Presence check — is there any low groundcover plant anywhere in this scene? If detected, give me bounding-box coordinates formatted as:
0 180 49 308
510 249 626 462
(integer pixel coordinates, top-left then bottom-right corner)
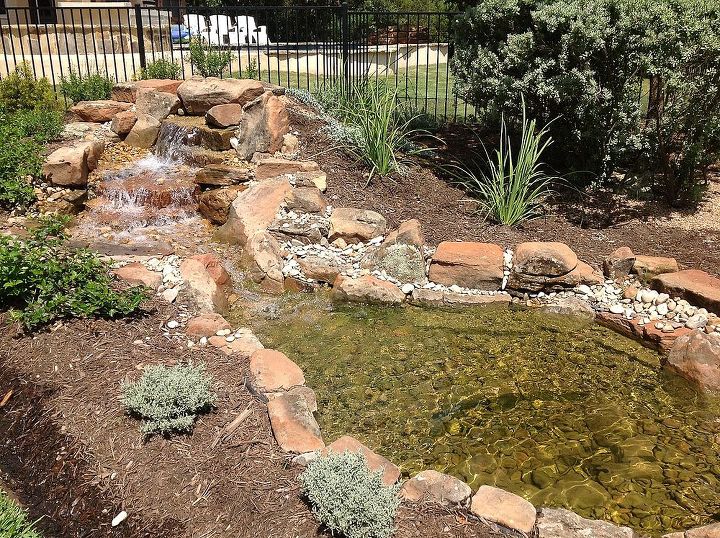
122 363 216 437
299 451 400 538
0 489 42 538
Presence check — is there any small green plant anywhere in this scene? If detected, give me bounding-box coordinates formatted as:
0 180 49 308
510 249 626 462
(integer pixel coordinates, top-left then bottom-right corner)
299 451 400 538
187 38 234 78
0 216 145 330
0 62 58 113
59 70 113 103
135 58 183 81
0 489 42 538
450 102 555 226
242 59 260 80
121 363 216 437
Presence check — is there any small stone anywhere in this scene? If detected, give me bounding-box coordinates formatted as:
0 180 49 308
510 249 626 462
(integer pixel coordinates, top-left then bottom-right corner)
401 283 415 295
166 320 179 329
609 304 624 315
161 287 179 303
111 511 128 527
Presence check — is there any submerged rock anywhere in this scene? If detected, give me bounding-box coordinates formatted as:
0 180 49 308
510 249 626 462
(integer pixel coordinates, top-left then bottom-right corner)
537 508 637 537
665 331 720 392
400 470 471 506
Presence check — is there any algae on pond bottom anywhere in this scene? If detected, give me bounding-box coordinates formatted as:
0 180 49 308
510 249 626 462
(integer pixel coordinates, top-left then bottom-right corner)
253 301 720 536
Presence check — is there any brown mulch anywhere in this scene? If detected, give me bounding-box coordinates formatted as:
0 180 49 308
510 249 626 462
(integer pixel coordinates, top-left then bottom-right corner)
0 303 506 538
293 110 720 276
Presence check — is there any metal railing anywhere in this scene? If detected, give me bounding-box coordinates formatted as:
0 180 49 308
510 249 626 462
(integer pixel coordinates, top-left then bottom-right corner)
0 3 474 121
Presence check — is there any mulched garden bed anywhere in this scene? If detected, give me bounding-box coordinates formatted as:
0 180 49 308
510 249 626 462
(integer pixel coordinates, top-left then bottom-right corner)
0 303 506 538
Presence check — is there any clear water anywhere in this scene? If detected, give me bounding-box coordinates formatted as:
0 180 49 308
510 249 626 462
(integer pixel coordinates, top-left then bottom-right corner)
253 299 720 536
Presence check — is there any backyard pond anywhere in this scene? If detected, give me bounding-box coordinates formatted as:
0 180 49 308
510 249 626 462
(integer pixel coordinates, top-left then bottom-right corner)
250 298 720 536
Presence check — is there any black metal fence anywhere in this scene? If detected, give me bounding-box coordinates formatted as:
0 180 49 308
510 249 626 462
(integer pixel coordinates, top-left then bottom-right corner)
0 3 474 121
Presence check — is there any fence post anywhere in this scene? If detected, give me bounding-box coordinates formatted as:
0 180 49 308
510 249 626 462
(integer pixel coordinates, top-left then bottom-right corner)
340 2 350 93
134 2 147 71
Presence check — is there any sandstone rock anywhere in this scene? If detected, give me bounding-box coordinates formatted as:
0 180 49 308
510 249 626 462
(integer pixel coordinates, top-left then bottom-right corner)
125 113 161 148
400 470 472 506
633 255 679 278
604 246 636 280
199 186 246 225
234 91 290 159
284 187 328 214
179 258 228 313
469 485 536 534
110 81 136 103
328 208 386 244
177 77 265 115
185 313 232 338
513 241 578 277
537 508 636 538
383 219 424 249
110 110 138 136
410 288 512 308
324 436 399 486
267 391 324 453
215 178 292 246
249 349 305 393
298 256 350 284
112 79 182 103
135 87 180 121
652 269 720 314
281 132 299 153
540 297 596 321
428 242 503 290
242 231 285 293
510 251 601 292
254 157 320 181
206 103 244 128
112 262 161 289
684 523 720 538
42 141 104 188
596 311 690 353
226 332 264 356
194 164 251 187
295 170 327 192
665 331 720 392
370 243 426 283
188 253 230 286
70 100 132 122
332 274 405 305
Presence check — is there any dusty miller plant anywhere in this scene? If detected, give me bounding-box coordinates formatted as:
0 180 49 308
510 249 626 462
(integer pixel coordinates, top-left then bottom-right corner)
122 363 216 437
299 451 400 538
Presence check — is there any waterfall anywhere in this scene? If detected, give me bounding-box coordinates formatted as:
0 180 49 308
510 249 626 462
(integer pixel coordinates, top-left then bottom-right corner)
154 120 201 163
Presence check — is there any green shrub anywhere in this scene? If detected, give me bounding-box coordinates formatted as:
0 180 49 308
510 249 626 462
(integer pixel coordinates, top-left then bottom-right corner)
187 38 234 78
59 70 113 103
135 58 183 81
0 489 41 538
121 363 216 437
0 62 58 113
299 451 400 538
242 59 260 80
0 216 145 330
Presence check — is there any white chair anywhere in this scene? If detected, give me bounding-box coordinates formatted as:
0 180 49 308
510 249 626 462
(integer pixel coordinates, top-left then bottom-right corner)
184 14 210 41
208 14 235 46
235 15 271 46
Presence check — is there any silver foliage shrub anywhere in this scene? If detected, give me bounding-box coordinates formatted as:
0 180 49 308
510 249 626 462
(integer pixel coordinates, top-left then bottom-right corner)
299 451 400 538
121 363 216 437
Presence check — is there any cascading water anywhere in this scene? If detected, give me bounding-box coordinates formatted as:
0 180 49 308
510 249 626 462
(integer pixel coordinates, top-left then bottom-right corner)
154 121 202 163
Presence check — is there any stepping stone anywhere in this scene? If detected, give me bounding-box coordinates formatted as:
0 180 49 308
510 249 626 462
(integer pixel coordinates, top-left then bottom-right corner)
400 470 471 505
469 485 536 534
267 392 324 453
249 349 305 393
323 436 399 486
652 269 720 314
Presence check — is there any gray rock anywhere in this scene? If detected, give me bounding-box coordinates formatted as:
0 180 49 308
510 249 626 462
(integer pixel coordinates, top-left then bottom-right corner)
537 508 637 538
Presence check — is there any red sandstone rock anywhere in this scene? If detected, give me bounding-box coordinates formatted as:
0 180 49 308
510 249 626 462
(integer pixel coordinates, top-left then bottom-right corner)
470 485 536 534
323 436 400 486
242 231 285 293
328 208 387 244
177 77 265 115
194 164 251 187
665 331 720 392
199 186 247 225
250 349 305 393
179 258 228 314
651 269 720 315
684 522 720 538
42 141 104 188
267 392 324 453
188 253 231 286
234 91 291 159
332 275 406 305
428 242 504 290
400 470 472 505
410 288 512 308
513 241 578 276
110 110 138 136
112 79 182 103
70 100 132 122
112 262 161 289
298 255 349 284
632 255 679 278
383 219 424 249
125 113 161 148
135 87 180 121
537 508 636 538
206 103 244 128
284 187 328 214
254 157 320 180
185 313 232 338
595 312 689 353
604 246 636 280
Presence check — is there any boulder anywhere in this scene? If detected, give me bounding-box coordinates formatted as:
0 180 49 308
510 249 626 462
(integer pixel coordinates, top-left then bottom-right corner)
371 243 426 283
509 242 601 292
110 110 138 136
298 255 350 284
70 100 132 122
234 91 290 159
651 269 720 314
112 262 161 289
215 178 292 246
124 113 161 148
254 157 320 181
332 274 406 305
135 87 180 121
188 253 230 286
267 391 324 453
241 231 285 293
199 185 247 225
42 141 104 188
177 77 265 115
284 187 328 214
537 508 636 538
469 485 536 534
665 331 720 392
112 79 182 103
226 331 264 356
185 313 232 338
632 255 679 278
400 470 472 506
383 219 424 249
410 288 512 308
179 258 228 314
194 164 251 187
328 208 387 244
323 436 400 486
604 246 636 280
206 103 244 128
249 349 305 393
428 242 503 290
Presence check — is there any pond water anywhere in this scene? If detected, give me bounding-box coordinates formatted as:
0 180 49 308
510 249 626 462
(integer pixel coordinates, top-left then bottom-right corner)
252 299 720 536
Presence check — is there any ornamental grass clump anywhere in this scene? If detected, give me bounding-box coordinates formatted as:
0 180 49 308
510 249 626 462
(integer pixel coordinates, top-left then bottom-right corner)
0 489 41 538
122 363 216 437
299 451 400 538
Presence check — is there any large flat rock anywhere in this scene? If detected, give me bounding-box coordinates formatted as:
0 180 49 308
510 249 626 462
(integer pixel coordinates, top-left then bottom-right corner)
177 77 265 115
470 485 536 534
332 275 406 305
267 392 324 453
652 269 720 314
249 349 305 393
537 508 636 537
428 242 503 290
